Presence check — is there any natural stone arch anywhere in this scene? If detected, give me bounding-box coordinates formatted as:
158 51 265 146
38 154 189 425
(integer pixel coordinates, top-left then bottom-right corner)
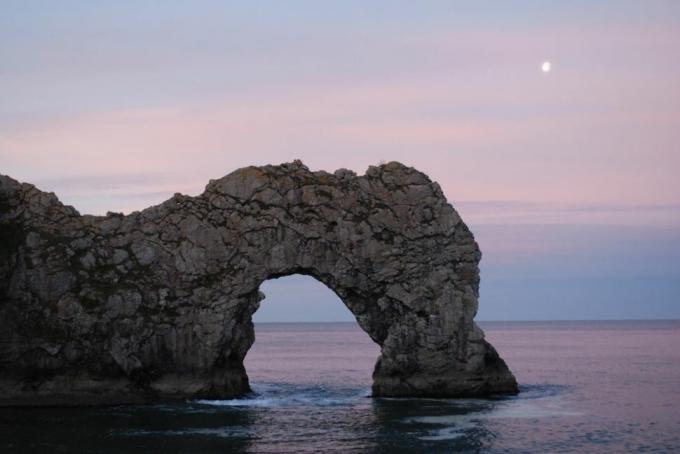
0 161 517 405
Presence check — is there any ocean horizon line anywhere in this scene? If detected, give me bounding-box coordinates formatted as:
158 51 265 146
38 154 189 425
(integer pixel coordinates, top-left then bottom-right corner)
254 318 680 324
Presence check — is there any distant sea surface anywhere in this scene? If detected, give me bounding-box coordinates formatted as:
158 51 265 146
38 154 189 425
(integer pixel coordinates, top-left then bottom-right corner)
2 320 680 453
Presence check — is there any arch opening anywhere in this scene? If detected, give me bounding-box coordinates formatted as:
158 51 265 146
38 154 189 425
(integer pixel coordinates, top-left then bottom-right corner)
243 274 380 392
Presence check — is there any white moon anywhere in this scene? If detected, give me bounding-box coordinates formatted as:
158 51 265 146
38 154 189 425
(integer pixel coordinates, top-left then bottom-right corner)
542 61 551 72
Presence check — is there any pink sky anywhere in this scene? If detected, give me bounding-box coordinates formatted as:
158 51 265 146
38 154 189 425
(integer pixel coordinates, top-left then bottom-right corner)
2 1 679 319
2 8 679 222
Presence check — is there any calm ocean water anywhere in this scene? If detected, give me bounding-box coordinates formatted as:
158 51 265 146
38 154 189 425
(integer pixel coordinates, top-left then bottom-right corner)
2 320 679 453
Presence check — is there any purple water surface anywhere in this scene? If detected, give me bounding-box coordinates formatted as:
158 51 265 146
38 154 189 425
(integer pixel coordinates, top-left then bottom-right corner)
2 320 679 453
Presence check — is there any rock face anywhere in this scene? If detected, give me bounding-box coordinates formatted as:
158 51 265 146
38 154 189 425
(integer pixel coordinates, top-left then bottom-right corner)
0 161 517 405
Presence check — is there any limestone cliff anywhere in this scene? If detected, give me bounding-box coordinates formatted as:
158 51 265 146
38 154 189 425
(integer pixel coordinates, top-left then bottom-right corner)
0 161 517 405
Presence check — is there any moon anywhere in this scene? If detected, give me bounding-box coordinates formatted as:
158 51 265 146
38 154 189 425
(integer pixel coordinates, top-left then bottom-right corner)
542 61 551 73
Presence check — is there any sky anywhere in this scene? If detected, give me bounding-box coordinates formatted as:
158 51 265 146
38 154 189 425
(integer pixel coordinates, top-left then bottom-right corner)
1 1 679 321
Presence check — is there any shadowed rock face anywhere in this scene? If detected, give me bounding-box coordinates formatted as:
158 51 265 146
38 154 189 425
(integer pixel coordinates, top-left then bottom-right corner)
0 161 517 405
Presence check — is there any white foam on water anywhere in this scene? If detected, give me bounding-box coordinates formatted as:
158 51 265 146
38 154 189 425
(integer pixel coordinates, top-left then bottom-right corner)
196 395 356 407
196 398 275 407
195 383 369 408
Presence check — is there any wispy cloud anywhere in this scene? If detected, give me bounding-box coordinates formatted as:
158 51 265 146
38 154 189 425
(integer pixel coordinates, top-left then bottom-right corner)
456 200 680 226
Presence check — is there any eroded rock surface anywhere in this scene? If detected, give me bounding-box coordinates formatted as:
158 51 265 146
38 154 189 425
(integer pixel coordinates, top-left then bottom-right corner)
0 161 517 405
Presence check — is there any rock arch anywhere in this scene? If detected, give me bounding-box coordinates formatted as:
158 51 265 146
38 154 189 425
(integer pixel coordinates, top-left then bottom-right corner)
0 161 517 405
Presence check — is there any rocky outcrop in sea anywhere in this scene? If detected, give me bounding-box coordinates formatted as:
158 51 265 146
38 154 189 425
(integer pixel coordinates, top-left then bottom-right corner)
0 161 518 405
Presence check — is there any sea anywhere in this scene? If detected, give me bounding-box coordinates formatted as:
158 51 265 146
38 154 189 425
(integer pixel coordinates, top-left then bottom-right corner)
1 320 679 453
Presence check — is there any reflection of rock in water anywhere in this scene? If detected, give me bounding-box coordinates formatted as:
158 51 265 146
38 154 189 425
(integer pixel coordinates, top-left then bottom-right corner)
0 160 517 405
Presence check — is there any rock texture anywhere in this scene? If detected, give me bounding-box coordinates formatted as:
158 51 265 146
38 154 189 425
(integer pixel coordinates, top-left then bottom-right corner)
0 161 517 405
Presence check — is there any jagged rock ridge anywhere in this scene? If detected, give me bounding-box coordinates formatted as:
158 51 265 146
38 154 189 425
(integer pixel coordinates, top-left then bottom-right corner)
0 161 517 405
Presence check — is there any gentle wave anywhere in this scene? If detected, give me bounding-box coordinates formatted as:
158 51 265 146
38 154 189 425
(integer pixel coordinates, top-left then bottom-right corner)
405 394 583 441
122 427 252 438
194 382 370 408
